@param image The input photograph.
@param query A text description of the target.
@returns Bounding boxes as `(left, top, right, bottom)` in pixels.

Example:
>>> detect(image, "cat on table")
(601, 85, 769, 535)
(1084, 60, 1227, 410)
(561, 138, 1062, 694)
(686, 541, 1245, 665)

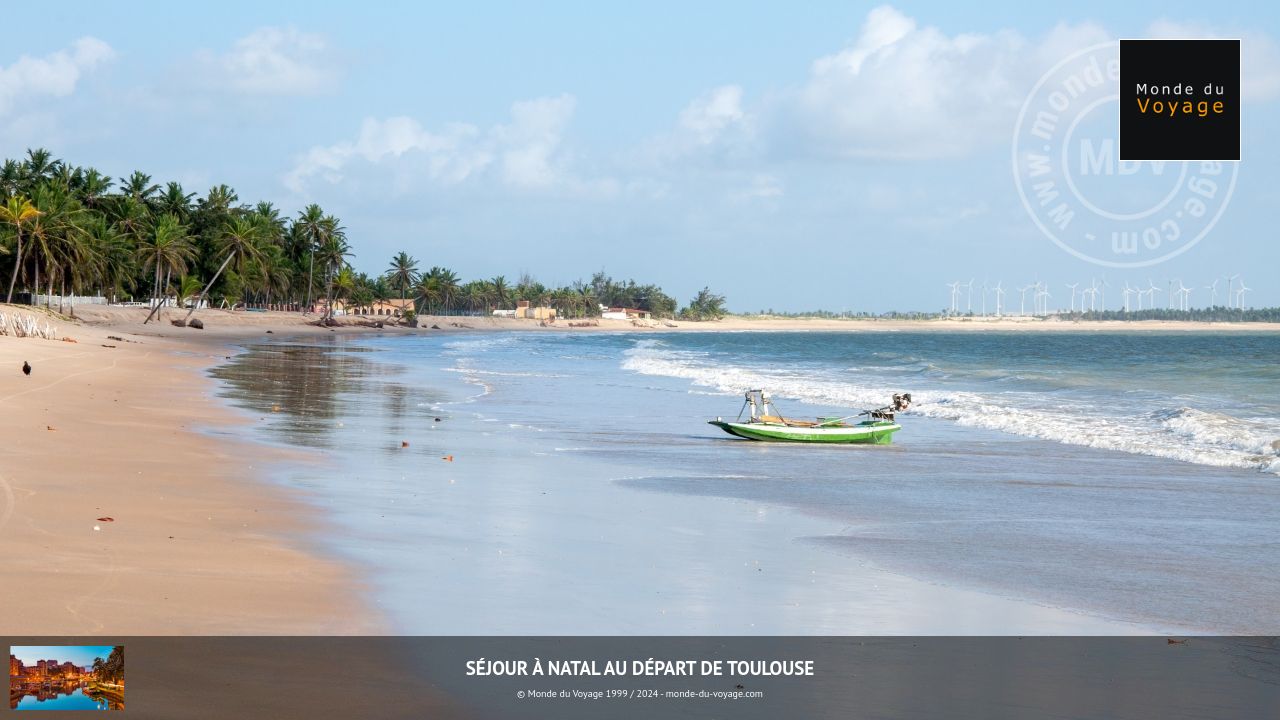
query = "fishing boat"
(708, 389, 910, 444)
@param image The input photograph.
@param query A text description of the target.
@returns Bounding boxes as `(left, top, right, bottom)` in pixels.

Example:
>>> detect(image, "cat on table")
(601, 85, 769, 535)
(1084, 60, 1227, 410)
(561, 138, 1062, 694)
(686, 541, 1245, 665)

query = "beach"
(4, 304, 1278, 636)
(0, 305, 381, 635)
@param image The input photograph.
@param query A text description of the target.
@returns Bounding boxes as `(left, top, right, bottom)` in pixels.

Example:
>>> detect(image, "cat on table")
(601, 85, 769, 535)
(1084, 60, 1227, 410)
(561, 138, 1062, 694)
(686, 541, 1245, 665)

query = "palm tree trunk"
(304, 252, 314, 313)
(4, 230, 21, 304)
(184, 251, 235, 323)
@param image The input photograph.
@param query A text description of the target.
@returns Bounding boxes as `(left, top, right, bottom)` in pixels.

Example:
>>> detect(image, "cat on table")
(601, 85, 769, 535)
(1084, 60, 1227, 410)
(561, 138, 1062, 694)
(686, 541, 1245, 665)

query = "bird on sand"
(22, 361, 31, 376)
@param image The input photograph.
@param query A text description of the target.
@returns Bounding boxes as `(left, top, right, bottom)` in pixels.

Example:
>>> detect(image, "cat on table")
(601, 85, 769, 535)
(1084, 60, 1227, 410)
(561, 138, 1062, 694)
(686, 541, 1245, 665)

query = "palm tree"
(490, 275, 510, 310)
(184, 215, 262, 322)
(21, 148, 59, 190)
(120, 170, 161, 205)
(2, 195, 41, 302)
(313, 223, 351, 319)
(385, 251, 419, 301)
(76, 168, 113, 210)
(294, 204, 329, 312)
(156, 182, 195, 219)
(176, 275, 203, 308)
(23, 183, 86, 309)
(139, 214, 195, 322)
(414, 274, 442, 315)
(437, 268, 460, 313)
(81, 216, 133, 302)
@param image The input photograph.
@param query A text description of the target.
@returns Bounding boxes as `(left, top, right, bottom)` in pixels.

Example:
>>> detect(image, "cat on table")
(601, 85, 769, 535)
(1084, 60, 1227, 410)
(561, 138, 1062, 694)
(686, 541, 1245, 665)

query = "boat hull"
(708, 420, 899, 444)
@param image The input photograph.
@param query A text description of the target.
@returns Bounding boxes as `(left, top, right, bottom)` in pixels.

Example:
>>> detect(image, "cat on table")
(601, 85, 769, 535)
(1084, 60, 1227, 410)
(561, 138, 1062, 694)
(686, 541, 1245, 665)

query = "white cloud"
(203, 27, 335, 95)
(496, 95, 577, 188)
(679, 85, 746, 144)
(791, 6, 1108, 159)
(0, 37, 114, 115)
(1146, 20, 1280, 101)
(284, 93, 611, 196)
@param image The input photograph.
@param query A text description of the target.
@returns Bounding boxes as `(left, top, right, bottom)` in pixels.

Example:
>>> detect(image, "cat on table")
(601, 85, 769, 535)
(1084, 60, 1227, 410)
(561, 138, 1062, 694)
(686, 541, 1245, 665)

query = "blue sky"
(10, 645, 113, 668)
(2, 2, 1275, 311)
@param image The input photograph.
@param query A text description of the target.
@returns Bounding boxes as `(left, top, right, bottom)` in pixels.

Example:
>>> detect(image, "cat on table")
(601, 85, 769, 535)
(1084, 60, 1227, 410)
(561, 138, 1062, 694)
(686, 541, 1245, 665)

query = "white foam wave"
(622, 342, 1280, 475)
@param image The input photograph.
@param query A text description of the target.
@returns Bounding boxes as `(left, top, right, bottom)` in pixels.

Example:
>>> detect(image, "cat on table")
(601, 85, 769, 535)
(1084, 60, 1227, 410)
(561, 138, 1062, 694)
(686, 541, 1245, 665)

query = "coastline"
(0, 304, 384, 635)
(6, 304, 1276, 636)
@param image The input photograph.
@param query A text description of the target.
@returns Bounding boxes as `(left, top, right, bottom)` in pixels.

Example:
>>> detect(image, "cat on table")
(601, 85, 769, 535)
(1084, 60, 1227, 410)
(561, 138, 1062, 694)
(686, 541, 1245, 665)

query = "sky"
(10, 645, 114, 668)
(1, 1, 1276, 312)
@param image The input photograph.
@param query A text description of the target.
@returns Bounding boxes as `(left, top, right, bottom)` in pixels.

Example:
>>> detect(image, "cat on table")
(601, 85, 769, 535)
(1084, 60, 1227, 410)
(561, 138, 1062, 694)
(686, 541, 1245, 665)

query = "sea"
(210, 330, 1280, 635)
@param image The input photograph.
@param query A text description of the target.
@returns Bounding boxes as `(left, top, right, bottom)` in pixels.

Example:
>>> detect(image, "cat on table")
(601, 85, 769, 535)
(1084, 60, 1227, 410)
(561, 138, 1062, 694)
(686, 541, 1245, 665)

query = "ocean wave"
(442, 367, 567, 379)
(621, 342, 1280, 475)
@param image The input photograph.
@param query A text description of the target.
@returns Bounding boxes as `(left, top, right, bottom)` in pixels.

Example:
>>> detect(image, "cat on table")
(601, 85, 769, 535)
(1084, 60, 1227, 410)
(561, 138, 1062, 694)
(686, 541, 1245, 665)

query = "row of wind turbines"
(944, 275, 1253, 316)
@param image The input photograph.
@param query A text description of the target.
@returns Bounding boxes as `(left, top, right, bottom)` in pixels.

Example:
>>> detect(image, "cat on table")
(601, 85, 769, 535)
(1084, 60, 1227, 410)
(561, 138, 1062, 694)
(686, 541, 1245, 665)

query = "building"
(601, 306, 651, 320)
(359, 298, 414, 318)
(514, 300, 557, 321)
(9, 654, 21, 677)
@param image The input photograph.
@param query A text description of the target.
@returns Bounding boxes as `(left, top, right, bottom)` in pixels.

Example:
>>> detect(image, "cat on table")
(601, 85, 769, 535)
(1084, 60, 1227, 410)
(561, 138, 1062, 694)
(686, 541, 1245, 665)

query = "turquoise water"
(214, 330, 1280, 634)
(13, 687, 112, 710)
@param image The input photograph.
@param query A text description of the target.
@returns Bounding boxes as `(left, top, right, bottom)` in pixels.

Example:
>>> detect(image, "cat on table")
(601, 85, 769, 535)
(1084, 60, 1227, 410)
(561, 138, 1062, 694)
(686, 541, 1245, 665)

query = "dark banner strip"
(8, 637, 1280, 719)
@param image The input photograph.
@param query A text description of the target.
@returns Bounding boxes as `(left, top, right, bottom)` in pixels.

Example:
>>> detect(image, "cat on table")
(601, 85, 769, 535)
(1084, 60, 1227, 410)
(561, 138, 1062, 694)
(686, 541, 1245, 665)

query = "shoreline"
(67, 303, 1280, 336)
(0, 304, 385, 635)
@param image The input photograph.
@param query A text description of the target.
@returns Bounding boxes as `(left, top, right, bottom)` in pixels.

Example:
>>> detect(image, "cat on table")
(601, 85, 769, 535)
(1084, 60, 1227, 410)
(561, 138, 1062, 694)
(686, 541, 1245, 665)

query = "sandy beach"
(0, 304, 382, 635)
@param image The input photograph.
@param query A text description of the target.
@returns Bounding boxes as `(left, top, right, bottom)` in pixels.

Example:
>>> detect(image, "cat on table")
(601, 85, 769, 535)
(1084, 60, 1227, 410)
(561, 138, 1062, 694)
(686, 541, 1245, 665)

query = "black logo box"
(1120, 39, 1241, 161)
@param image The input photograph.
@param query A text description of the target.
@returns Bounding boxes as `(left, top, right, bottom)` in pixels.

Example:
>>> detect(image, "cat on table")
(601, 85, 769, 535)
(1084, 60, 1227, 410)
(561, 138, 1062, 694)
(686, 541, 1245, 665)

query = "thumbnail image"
(9, 646, 123, 711)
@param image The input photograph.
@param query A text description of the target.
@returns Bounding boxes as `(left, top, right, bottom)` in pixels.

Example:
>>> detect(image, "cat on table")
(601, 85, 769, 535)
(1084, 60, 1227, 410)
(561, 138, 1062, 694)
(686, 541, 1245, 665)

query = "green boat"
(708, 390, 910, 444)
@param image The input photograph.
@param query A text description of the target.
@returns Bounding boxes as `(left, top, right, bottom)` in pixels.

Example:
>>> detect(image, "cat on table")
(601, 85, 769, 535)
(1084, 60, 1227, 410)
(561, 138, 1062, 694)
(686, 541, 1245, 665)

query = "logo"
(1012, 42, 1237, 268)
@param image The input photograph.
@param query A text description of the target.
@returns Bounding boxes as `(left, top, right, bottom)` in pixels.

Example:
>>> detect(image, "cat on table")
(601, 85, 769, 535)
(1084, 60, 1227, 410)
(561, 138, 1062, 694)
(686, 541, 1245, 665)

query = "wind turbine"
(1205, 279, 1219, 308)
(1121, 282, 1135, 313)
(1145, 279, 1161, 310)
(965, 278, 975, 314)
(1236, 280, 1251, 310)
(1018, 285, 1032, 316)
(1097, 276, 1109, 312)
(981, 279, 989, 317)
(1226, 274, 1239, 308)
(1035, 282, 1051, 316)
(946, 281, 960, 314)
(1176, 280, 1192, 311)
(993, 281, 1005, 316)
(1066, 283, 1079, 313)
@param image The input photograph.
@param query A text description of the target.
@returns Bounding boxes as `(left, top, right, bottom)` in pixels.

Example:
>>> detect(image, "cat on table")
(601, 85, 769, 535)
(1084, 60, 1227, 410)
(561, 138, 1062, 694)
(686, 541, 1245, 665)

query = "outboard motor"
(870, 393, 912, 422)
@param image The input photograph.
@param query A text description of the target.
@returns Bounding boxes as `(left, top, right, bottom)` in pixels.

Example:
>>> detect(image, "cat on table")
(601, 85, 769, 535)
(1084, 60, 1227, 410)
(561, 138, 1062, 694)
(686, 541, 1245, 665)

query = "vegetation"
(0, 149, 350, 315)
(0, 149, 707, 322)
(90, 647, 124, 685)
(680, 286, 727, 320)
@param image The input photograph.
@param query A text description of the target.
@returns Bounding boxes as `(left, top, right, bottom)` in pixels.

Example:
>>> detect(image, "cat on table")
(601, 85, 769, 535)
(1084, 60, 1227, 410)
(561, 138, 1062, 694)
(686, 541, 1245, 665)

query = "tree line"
(0, 148, 727, 321)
